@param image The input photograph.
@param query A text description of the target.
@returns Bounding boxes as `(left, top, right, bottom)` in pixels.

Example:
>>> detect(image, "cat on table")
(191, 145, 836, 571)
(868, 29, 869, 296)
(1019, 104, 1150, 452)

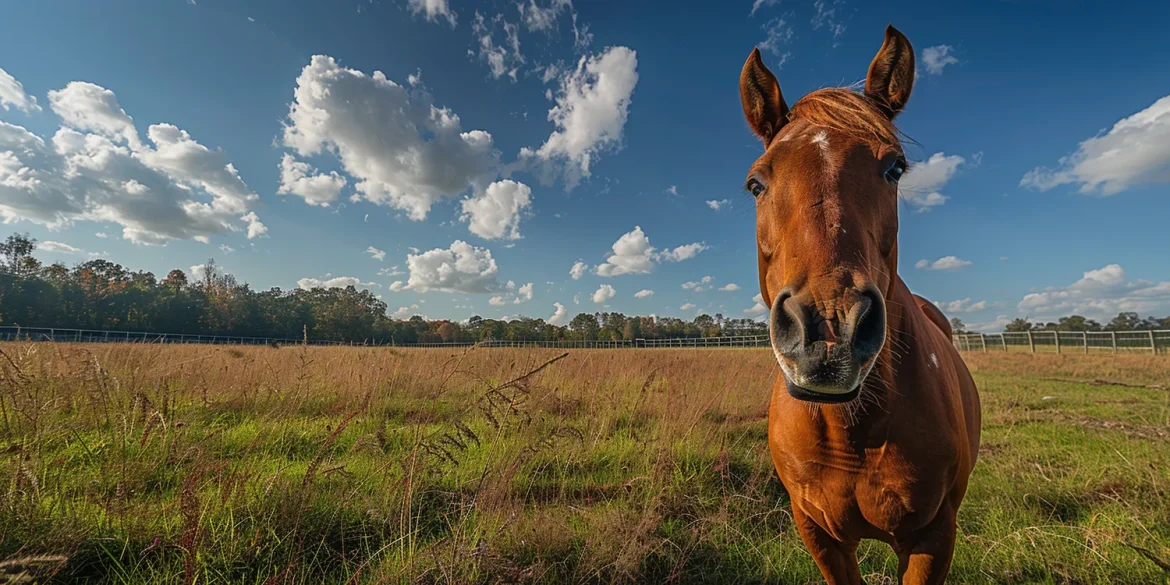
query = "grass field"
(0, 343, 1168, 584)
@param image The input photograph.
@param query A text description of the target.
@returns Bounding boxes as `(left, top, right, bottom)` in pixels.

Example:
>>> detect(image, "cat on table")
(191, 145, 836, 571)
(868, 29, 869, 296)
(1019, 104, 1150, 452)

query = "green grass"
(0, 344, 1167, 584)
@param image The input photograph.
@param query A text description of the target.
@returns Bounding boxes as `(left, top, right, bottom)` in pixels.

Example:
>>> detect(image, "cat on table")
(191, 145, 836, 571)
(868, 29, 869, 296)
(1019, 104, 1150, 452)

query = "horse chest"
(775, 444, 946, 539)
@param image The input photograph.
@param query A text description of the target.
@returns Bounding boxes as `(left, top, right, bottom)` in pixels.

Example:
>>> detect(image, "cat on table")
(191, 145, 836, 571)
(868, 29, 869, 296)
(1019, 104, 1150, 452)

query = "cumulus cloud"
(1020, 95, 1170, 196)
(403, 240, 500, 293)
(280, 55, 498, 221)
(744, 293, 768, 317)
(489, 295, 507, 306)
(680, 303, 697, 311)
(190, 264, 211, 281)
(706, 199, 730, 211)
(366, 246, 386, 261)
(460, 179, 531, 240)
(899, 152, 964, 211)
(277, 154, 346, 206)
(297, 275, 362, 289)
(719, 283, 741, 292)
(391, 304, 421, 319)
(968, 315, 1012, 334)
(934, 298, 988, 314)
(591, 284, 615, 303)
(658, 242, 708, 262)
(548, 301, 569, 325)
(594, 226, 706, 276)
(634, 289, 654, 299)
(0, 77, 262, 244)
(682, 276, 712, 292)
(1015, 263, 1170, 319)
(596, 226, 654, 276)
(0, 68, 40, 113)
(39, 240, 83, 254)
(569, 260, 588, 280)
(515, 282, 534, 303)
(921, 45, 959, 75)
(408, 0, 456, 26)
(665, 185, 679, 196)
(915, 256, 971, 271)
(520, 46, 638, 188)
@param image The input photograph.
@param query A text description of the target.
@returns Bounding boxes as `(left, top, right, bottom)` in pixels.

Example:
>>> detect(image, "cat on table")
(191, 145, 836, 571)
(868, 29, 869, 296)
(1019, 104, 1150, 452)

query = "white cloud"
(592, 284, 615, 304)
(1020, 95, 1170, 196)
(596, 225, 654, 276)
(750, 0, 781, 16)
(569, 260, 589, 280)
(934, 298, 988, 314)
(1014, 264, 1170, 320)
(95, 232, 108, 239)
(758, 18, 794, 64)
(968, 315, 1012, 334)
(489, 296, 507, 306)
(460, 179, 531, 240)
(921, 45, 959, 75)
(682, 278, 711, 291)
(391, 304, 421, 319)
(514, 282, 534, 304)
(219, 244, 235, 254)
(408, 0, 456, 26)
(0, 80, 262, 244)
(389, 281, 405, 292)
(297, 275, 362, 289)
(403, 240, 500, 293)
(277, 153, 346, 206)
(680, 303, 697, 311)
(658, 242, 708, 262)
(0, 68, 40, 113)
(190, 264, 211, 281)
(39, 240, 83, 254)
(706, 199, 730, 211)
(549, 301, 569, 325)
(520, 46, 638, 188)
(470, 12, 524, 81)
(719, 283, 741, 292)
(595, 226, 706, 276)
(634, 289, 654, 299)
(915, 256, 972, 271)
(811, 0, 846, 39)
(744, 293, 768, 317)
(280, 55, 498, 221)
(366, 246, 386, 261)
(665, 185, 679, 196)
(242, 211, 267, 239)
(378, 266, 404, 277)
(899, 152, 964, 211)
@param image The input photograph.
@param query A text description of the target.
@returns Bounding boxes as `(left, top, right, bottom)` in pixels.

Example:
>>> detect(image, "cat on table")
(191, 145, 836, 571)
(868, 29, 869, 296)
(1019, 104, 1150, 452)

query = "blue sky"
(1, 0, 1169, 331)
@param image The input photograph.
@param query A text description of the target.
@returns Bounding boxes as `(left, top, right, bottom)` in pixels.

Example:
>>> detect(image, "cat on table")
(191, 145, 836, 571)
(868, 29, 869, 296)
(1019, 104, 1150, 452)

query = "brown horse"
(738, 26, 980, 584)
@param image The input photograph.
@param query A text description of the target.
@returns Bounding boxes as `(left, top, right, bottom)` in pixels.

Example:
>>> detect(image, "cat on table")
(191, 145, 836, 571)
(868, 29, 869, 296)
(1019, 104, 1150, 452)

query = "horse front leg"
(894, 505, 957, 585)
(791, 504, 862, 585)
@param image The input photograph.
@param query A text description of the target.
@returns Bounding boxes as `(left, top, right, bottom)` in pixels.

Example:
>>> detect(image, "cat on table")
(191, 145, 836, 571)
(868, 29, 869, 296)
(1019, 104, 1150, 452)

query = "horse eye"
(884, 159, 907, 183)
(748, 178, 766, 197)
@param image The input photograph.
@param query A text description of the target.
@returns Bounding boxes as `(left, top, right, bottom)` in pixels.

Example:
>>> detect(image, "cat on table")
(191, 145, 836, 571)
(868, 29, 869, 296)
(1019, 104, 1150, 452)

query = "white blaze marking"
(811, 130, 829, 154)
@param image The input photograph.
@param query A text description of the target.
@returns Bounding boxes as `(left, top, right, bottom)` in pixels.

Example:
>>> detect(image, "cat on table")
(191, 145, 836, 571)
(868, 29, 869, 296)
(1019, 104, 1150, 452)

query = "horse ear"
(865, 25, 915, 119)
(740, 48, 789, 145)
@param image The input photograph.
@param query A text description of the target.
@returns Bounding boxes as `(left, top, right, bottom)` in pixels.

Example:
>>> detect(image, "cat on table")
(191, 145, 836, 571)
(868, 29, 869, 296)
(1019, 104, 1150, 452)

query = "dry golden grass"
(0, 343, 1167, 584)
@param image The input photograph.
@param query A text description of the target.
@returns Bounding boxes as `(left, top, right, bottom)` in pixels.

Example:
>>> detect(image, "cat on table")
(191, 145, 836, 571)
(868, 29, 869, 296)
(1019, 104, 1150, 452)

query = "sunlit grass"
(0, 344, 1167, 583)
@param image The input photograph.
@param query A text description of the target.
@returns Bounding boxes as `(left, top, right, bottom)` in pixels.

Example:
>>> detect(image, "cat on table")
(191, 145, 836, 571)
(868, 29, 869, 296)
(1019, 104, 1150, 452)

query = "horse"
(737, 25, 981, 584)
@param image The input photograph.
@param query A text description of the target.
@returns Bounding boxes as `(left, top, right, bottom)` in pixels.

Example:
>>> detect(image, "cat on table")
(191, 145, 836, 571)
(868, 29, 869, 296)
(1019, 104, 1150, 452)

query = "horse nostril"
(850, 285, 886, 358)
(768, 288, 803, 354)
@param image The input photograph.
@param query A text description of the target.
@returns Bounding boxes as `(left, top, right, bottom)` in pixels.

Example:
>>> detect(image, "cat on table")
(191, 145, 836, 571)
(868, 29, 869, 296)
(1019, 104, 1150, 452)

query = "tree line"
(0, 233, 766, 344)
(950, 313, 1170, 335)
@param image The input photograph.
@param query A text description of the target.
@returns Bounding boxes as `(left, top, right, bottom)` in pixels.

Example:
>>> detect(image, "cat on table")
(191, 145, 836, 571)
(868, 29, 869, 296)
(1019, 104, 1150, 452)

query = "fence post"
(1027, 330, 1034, 353)
(1111, 331, 1117, 353)
(1083, 331, 1088, 354)
(1150, 330, 1157, 355)
(1054, 331, 1061, 354)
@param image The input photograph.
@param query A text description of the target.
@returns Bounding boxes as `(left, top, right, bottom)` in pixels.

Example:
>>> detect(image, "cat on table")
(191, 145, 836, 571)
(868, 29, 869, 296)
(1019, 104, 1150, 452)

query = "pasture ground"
(0, 343, 1167, 584)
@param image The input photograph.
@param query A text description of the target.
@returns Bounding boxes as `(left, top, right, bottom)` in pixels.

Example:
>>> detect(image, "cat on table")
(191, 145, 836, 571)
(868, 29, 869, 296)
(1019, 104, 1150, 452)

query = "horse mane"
(787, 88, 903, 151)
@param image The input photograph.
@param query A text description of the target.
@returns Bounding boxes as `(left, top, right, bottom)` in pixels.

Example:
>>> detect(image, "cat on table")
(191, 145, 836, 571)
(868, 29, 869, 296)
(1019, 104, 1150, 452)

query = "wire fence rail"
(0, 326, 770, 350)
(952, 330, 1170, 355)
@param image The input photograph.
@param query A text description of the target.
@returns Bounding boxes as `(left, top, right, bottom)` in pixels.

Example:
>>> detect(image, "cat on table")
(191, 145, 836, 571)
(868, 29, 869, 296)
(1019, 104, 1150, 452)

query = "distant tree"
(162, 269, 189, 290)
(0, 233, 36, 276)
(1105, 312, 1142, 331)
(570, 313, 600, 340)
(949, 317, 967, 334)
(1004, 318, 1034, 332)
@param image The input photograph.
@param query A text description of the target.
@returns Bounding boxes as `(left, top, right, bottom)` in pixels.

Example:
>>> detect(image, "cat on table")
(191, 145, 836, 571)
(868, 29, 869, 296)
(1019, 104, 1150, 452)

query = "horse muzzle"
(768, 284, 886, 403)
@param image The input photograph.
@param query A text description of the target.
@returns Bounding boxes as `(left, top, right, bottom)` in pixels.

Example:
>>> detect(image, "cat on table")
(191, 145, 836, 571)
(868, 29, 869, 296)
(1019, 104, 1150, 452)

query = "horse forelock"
(785, 88, 903, 152)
